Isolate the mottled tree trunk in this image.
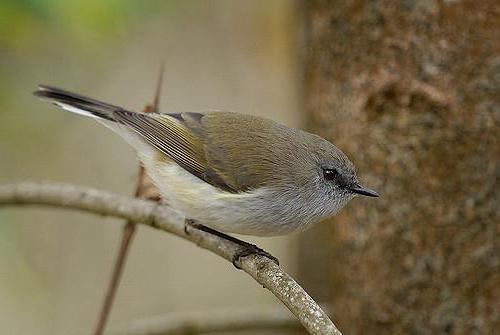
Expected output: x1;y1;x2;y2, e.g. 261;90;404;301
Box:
301;1;499;334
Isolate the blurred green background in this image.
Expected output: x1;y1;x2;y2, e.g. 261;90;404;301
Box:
0;1;302;334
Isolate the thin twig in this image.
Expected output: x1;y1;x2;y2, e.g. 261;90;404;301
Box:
0;182;342;335
94;221;136;335
94;67;165;335
94;167;143;335
152;62;165;113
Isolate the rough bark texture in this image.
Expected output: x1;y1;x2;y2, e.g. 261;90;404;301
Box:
302;1;499;334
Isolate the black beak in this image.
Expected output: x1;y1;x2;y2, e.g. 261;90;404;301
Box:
349;183;379;197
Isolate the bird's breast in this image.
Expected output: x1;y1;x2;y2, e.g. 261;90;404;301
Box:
139;153;317;236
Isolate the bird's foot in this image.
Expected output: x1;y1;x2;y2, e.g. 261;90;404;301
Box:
183;219;279;269
232;243;279;269
184;218;196;235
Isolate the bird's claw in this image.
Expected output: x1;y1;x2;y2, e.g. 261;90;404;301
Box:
184;218;197;235
183;219;279;269
232;244;280;269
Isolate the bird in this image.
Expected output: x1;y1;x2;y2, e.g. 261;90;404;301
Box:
34;85;379;265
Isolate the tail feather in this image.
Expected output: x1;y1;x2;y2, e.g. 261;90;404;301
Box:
34;85;122;121
33;84;162;157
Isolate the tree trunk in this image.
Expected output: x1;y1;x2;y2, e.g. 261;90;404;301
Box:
301;1;499;334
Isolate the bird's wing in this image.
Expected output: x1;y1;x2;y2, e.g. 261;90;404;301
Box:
127;111;288;193
171;111;290;192
113;111;242;193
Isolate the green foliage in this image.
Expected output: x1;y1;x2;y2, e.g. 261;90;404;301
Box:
0;0;173;51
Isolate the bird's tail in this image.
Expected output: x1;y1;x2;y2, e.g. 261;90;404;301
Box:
34;85;121;121
33;85;163;157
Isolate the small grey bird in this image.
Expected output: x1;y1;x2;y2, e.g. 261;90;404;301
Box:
34;85;378;262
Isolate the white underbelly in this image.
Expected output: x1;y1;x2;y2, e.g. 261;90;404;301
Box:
139;154;312;236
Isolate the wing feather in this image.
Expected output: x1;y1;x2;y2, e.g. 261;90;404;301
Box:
113;111;239;193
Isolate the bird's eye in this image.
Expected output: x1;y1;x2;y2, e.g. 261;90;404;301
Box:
323;168;338;181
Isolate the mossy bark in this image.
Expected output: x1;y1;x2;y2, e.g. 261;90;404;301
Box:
301;1;499;334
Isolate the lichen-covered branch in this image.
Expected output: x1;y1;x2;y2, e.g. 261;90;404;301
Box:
0;182;342;335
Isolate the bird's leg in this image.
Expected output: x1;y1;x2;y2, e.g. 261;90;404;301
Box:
184;219;279;269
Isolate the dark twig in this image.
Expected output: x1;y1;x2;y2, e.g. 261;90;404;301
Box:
93;221;136;335
93;67;164;335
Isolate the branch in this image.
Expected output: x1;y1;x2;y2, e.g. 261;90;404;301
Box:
111;306;309;335
0;182;342;335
